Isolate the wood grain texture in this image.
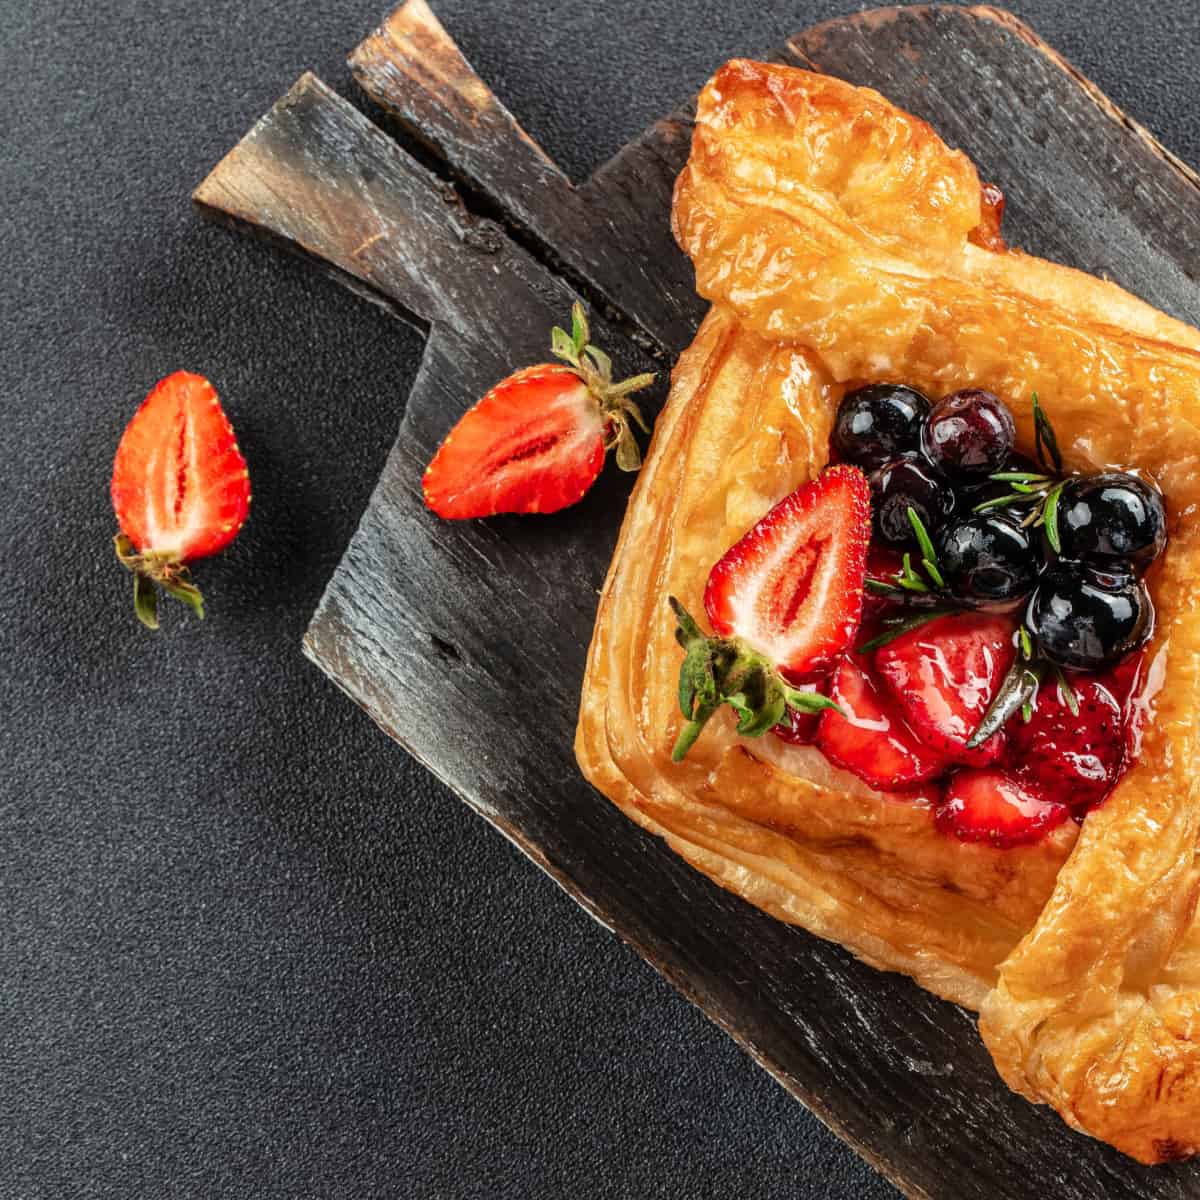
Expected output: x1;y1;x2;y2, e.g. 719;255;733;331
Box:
195;6;1200;1197
348;0;701;356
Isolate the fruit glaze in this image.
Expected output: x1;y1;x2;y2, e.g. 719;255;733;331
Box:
670;385;1166;848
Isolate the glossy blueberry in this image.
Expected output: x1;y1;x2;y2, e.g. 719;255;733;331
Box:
869;453;956;546
832;384;931;471
1027;564;1153;671
921;388;1016;480
937;514;1039;604
1056;471;1167;569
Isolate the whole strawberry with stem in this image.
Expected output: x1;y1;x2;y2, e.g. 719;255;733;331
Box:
422;302;655;519
670;466;871;760
111;371;251;629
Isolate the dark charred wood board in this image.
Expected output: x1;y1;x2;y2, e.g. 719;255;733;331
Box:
193;5;1200;1197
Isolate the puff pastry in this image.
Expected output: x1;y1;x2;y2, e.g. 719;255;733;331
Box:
575;59;1200;1163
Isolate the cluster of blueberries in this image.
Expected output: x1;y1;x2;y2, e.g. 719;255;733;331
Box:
832;384;1166;671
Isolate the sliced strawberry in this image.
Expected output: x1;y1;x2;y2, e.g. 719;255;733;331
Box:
816;656;949;789
703;465;871;682
423;365;604;518
423;303;654;519
1008;676;1126;813
875;612;1017;766
110;371;250;629
111;371;250;562
936;769;1069;848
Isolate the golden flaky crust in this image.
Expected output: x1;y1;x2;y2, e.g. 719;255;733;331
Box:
575;59;1200;1162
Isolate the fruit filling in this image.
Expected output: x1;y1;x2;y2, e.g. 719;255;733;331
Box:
670;384;1166;848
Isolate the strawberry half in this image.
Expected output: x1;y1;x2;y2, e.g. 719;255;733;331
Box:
875;612;1017;766
703;465;871;683
111;371;250;629
1008;676;1126;812
668;467;870;761
423;303;654;519
935;769;1069;848
817;655;949;789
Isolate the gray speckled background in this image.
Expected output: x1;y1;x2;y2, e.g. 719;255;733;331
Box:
4;2;1197;1197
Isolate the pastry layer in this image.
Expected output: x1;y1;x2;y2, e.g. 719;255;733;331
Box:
577;60;1200;1162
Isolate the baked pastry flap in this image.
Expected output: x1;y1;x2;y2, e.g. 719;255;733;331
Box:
578;59;1200;1162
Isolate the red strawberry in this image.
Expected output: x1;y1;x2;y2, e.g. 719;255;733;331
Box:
935;769;1069;848
1106;647;1149;711
703;465;871;682
1008;676;1126;812
875;612;1017;766
111;371;250;629
816;655;949;789
423;303;653;519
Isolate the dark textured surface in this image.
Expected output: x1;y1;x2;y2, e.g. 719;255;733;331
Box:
3;3;1199;1199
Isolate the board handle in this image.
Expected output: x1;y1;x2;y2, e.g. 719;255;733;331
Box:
350;1;702;355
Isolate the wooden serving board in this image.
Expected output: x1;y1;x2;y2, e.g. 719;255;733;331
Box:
194;5;1200;1196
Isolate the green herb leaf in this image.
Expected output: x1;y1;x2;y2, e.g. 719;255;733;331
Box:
1019;625;1034;660
907;507;939;566
858;609;953;653
922;558;946;589
967;659;1043;748
1042;480;1065;553
1032;392;1063;474
897;553;930;593
1054;665;1080;716
989;471;1052;484
973;492;1036;514
1021;700;1034;723
865;577;899;595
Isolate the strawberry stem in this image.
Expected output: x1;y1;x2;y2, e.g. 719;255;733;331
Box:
668;597;841;761
114;533;206;628
550;302;656;474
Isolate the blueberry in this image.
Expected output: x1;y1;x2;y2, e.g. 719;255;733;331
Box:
832;384;931;471
1056;471;1167;569
921;388;1015;480
1027;564;1153;670
938;514;1039;604
869;453;955;546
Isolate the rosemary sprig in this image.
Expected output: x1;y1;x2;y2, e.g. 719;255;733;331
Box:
964;620;1084;747
969;396;1073;551
907;508;945;588
858;608;956;653
1032;392;1063;474
1042;480;1066;553
1053;664;1080;716
967;657;1045;748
